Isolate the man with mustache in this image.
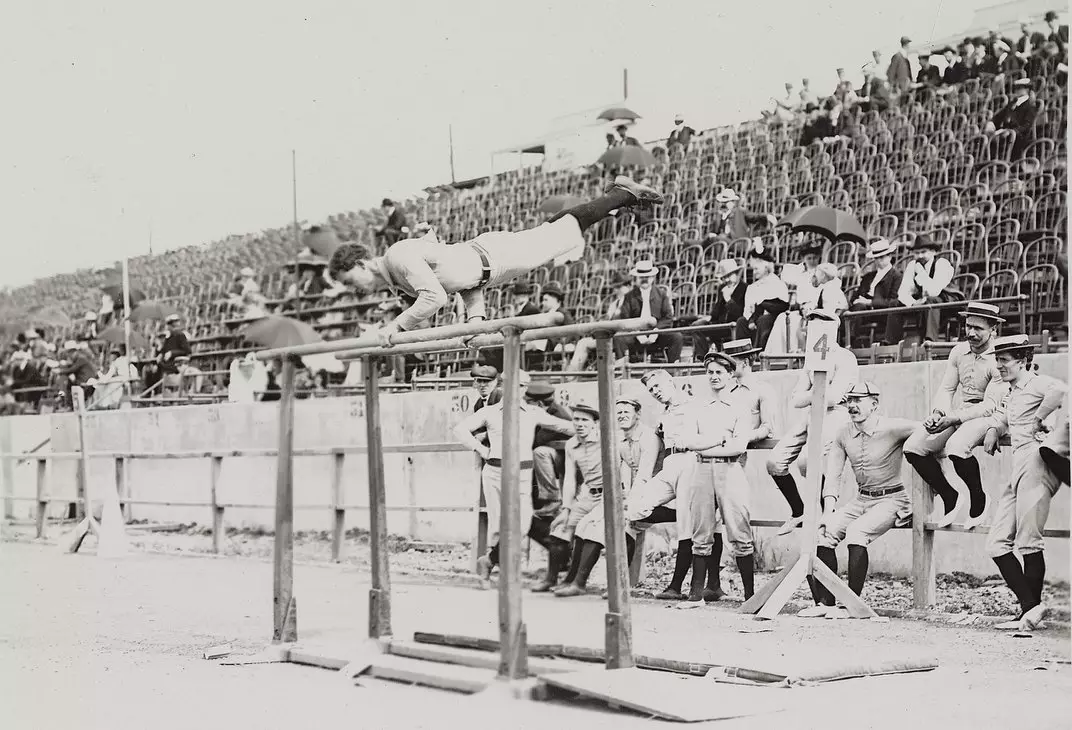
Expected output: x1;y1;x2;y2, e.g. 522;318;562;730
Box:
798;381;917;618
981;335;1067;632
903;302;1005;529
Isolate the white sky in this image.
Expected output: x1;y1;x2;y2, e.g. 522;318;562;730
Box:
0;0;996;288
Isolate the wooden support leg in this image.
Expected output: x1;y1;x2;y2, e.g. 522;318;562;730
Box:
35;459;47;539
740;560;798;614
273;358;298;644
331;452;346;563
364;356;393;639
810;557;877;618
210;456;224;554
65;387;100;554
911;470;936;609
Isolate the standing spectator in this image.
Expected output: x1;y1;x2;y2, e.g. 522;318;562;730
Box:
799;77;817;106
708;189;777;241
769;82;799;124
736;242;790;350
526;380;574;593
858;68;892;113
850;239;905;345
666;114;696;150
614;124;641;147
1045;10;1068;55
887;36;913;94
618;260;683;363
895;234;960;343
987;78;1037;162
691;259;747;358
375;198;407;246
1015;18;1034;59
159;314;192;396
914;53;941;90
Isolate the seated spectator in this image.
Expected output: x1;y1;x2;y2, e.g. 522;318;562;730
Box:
857;69;892;112
986;78;1038;162
769;261;848;353
992;39;1022;74
285;253;327;303
91;347;139;409
941;46;969;86
736;242;789;350
799;100;840;146
509;281;541;317
666;114;696;150
230;267;268;319
691;259;747;358
55;340;98;405
80;312;98;341
159;314;192;396
228;352;269;403
8;349;46;410
1026;39;1067;79
913;53;942;95
708;189;777;241
849;239;904;345
524;282;574;369
893;234;961;343
1014;19;1034;60
618;260;683;364
374;198;407;246
175;355;204;395
566;273;631;372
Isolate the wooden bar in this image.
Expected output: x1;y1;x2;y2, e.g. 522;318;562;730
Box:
255;312;565;360
35;459;47;539
595;334;634;670
331;452;346;562
496;325;528;681
364;356;393;639
272;358;298;643
210;456;225;554
912;470;937;608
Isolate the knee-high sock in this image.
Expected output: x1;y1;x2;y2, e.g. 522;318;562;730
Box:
547;537;571;577
949;455;986;517
687;554;707;600
772;474;804;517
993;552;1035;614
809;546;837;606
488;543;500;567
548;188;635;231
561;538;584;585
847;545;869;596
573;539;603;589
626;534;637;565
1022;551;1046;608
706;534;724;592
668;539;693;592
905;453;958;512
735;555;755;599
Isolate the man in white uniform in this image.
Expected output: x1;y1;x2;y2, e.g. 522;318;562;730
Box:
765;309;858;535
327;176;663;344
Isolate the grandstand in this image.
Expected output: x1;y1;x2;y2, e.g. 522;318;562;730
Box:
0;21;1066;409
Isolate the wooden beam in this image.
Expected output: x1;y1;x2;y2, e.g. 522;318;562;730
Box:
210;456;224;554
272;358;298;643
330;452;345;562
364;356;393;639
912;470;937;609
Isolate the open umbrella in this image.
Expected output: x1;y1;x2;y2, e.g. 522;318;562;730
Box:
27;305;71;329
243;316;321;349
597;146;657;169
98;326;148;350
538;195;585;215
597;107;640;122
776;205;815;228
787;206;868;244
304;227;342;259
101;283;147;307
130;301;178;323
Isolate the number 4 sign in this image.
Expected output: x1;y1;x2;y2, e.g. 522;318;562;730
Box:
804;318;839;372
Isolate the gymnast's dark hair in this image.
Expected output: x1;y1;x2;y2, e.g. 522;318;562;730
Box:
328;243;372;279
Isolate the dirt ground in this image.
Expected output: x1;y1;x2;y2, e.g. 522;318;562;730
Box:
3;532;1071;730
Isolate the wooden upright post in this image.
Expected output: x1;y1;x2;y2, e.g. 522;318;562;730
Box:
496;325;528;680
595;334;634;669
364;356;393;639
273;357;298;643
64;387;100;554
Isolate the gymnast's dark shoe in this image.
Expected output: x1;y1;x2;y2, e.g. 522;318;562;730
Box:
655;587;686;600
607;175;664;206
703;588;727;603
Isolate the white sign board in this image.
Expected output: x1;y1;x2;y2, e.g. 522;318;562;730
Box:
803;319;839;372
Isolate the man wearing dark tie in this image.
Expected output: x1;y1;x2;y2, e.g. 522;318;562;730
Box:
850;239;904;345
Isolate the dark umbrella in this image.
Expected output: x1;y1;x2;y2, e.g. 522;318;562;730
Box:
597;107;641;122
98;326;148;350
243;316;322;349
130;301;178;323
597;146;658;169
304;228;342;259
787;206;868;244
101;283;147;307
538;195;585;215
776;205;816;228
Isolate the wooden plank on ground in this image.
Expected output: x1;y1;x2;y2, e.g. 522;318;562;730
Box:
412;632;563;657
366;655;495;694
541;667;788;722
389;640;587;676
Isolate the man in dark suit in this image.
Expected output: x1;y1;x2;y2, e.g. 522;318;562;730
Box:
708;188;777;241
849;239;905;345
510;281;542;317
524;281;575;369
1046;10;1068;55
666;114;696;150
692;258;747;358
618;260;683;363
887;36;913;94
942;46;968;85
374;198;408;246
987;78;1037;160
614;124;642;147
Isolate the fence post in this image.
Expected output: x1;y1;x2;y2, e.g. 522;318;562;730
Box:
115;457;131;523
35;459;48;539
272;357;298;643
1;418;13;523
472;454;487;573
911;469;936;608
331;452;345;562
364;357;392;639
210;456;225;554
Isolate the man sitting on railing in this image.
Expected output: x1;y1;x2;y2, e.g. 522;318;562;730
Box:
325;176;663;346
982;335;1067;632
904;302;1005;529
799;381;917;619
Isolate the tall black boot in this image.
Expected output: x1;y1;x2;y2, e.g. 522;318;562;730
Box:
703;535;725;602
532;537;571;593
993;552;1035;615
1022;551;1046;608
684;554;708;603
949;455;986;519
657;539;692;599
735;555;755;600
548;188;635;231
808;546;837;606
626;534;637;565
847;545;869;596
772;474;804;518
560;538;583;585
555;540;603;597
905;452;959;516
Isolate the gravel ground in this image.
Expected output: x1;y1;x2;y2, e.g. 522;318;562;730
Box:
9;520;1066;624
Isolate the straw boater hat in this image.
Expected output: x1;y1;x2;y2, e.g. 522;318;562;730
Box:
715;188;740;204
992;334;1037;355
629;259;659;278
240;267;255;278
721;338;763;359
716;259;741;277
865;239;898;258
958;301;1006;324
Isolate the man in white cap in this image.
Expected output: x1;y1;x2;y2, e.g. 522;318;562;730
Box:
618;259;683;363
981;335;1067;631
691;259;747;357
453;370;575;589
850;239;904;345
904;302;1006;527
328;177;662;344
799;381;918;618
765;308;858;535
